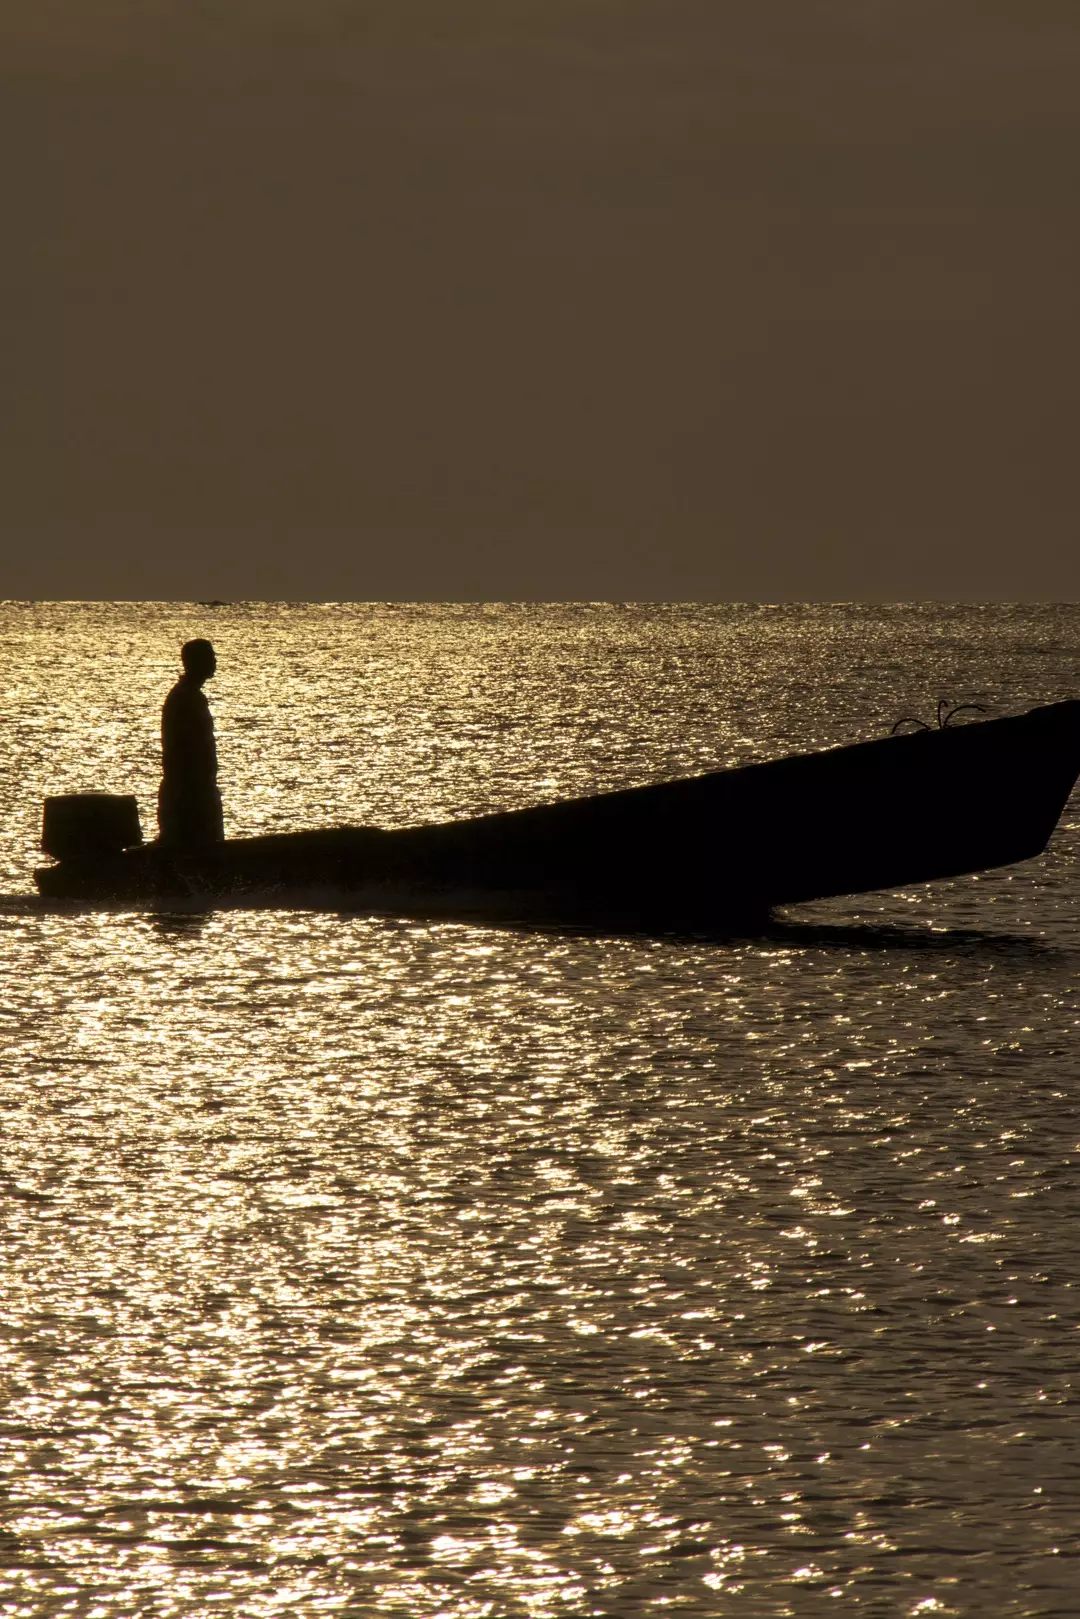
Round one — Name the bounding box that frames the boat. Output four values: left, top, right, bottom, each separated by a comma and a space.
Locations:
33, 700, 1080, 925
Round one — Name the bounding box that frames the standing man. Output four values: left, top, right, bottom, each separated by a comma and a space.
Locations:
158, 638, 225, 847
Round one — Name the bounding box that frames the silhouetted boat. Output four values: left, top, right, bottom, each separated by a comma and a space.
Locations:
33, 700, 1080, 924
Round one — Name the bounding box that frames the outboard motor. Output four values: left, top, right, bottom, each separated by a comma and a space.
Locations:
42, 794, 143, 865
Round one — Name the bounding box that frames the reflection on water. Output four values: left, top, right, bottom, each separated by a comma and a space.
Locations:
1, 603, 1078, 1617
762, 918, 1069, 960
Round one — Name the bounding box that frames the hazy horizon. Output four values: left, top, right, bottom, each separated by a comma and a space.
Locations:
2, 2, 1078, 598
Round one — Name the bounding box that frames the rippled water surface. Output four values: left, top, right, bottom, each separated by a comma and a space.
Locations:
1, 602, 1079, 1617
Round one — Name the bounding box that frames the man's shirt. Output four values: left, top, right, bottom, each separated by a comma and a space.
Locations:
161, 677, 217, 787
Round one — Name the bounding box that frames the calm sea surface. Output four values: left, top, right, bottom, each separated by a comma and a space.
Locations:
1, 602, 1078, 1618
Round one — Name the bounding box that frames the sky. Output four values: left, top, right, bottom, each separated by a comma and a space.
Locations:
2, 1, 1078, 599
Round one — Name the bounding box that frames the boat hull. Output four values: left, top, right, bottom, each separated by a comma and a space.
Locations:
33, 701, 1080, 921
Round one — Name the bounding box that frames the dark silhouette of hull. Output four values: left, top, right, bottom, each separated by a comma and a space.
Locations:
34, 701, 1080, 923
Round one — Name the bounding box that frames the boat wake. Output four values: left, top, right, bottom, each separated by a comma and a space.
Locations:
3, 889, 1066, 961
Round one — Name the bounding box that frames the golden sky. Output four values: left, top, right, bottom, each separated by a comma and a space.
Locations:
2, 2, 1078, 597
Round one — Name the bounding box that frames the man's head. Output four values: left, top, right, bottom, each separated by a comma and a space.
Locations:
181, 639, 217, 684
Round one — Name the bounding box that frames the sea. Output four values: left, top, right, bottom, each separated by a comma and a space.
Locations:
1, 601, 1078, 1618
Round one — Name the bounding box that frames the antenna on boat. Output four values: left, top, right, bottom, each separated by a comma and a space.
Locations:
891, 699, 988, 735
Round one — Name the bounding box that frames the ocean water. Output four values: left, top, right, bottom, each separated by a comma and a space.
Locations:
1, 601, 1078, 1618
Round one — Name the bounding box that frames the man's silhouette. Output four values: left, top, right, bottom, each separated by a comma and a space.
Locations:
158, 639, 224, 847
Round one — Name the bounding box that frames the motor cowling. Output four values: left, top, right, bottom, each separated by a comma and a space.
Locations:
42, 794, 143, 863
